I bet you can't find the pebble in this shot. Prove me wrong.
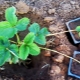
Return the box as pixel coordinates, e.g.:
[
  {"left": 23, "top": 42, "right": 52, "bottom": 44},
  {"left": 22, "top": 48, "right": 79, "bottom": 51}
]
[
  {"left": 70, "top": 1, "right": 76, "bottom": 5},
  {"left": 44, "top": 50, "right": 51, "bottom": 57},
  {"left": 62, "top": 3, "right": 72, "bottom": 9},
  {"left": 75, "top": 5, "right": 80, "bottom": 9},
  {"left": 49, "top": 25, "right": 57, "bottom": 32},
  {"left": 55, "top": 45, "right": 71, "bottom": 55},
  {"left": 59, "top": 64, "right": 67, "bottom": 75},
  {"left": 50, "top": 65, "right": 61, "bottom": 75},
  {"left": 52, "top": 55, "right": 64, "bottom": 63},
  {"left": 61, "top": 3, "right": 72, "bottom": 12},
  {"left": 44, "top": 17, "right": 54, "bottom": 22},
  {"left": 48, "top": 9, "right": 55, "bottom": 14},
  {"left": 16, "top": 1, "right": 30, "bottom": 14}
]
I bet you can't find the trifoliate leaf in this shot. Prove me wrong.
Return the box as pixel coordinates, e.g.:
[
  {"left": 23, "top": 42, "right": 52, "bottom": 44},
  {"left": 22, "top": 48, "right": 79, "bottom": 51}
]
[
  {"left": 0, "top": 39, "right": 18, "bottom": 66},
  {"left": 39, "top": 27, "right": 50, "bottom": 36},
  {"left": 5, "top": 6, "right": 18, "bottom": 26},
  {"left": 28, "top": 23, "right": 40, "bottom": 33},
  {"left": 29, "top": 43, "right": 40, "bottom": 56},
  {"left": 16, "top": 18, "right": 30, "bottom": 31},
  {"left": 35, "top": 34, "right": 46, "bottom": 45},
  {"left": 19, "top": 44, "right": 29, "bottom": 60},
  {"left": 75, "top": 26, "right": 80, "bottom": 32},
  {"left": 24, "top": 32, "right": 35, "bottom": 44},
  {"left": 0, "top": 21, "right": 17, "bottom": 38}
]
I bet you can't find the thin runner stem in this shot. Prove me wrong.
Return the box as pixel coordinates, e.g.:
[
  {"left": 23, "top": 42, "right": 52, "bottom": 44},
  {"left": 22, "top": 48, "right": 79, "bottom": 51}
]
[
  {"left": 40, "top": 47, "right": 80, "bottom": 64},
  {"left": 16, "top": 34, "right": 21, "bottom": 44},
  {"left": 47, "top": 30, "right": 76, "bottom": 36}
]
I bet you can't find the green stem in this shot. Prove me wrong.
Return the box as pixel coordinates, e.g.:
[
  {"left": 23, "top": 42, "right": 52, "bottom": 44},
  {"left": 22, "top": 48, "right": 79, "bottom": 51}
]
[
  {"left": 47, "top": 30, "right": 76, "bottom": 36},
  {"left": 40, "top": 47, "right": 80, "bottom": 64},
  {"left": 6, "top": 48, "right": 19, "bottom": 58},
  {"left": 16, "top": 34, "right": 21, "bottom": 44},
  {"left": 9, "top": 40, "right": 17, "bottom": 44}
]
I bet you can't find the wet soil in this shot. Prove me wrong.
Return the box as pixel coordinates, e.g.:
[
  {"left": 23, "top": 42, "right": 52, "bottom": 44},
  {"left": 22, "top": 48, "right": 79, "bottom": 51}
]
[
  {"left": 0, "top": 63, "right": 50, "bottom": 80},
  {"left": 71, "top": 54, "right": 80, "bottom": 76}
]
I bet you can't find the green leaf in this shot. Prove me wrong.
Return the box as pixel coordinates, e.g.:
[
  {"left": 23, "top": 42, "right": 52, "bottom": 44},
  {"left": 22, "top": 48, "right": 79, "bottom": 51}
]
[
  {"left": 9, "top": 44, "right": 19, "bottom": 57},
  {"left": 28, "top": 23, "right": 40, "bottom": 33},
  {"left": 0, "top": 21, "right": 12, "bottom": 28},
  {"left": 0, "top": 39, "right": 19, "bottom": 66},
  {"left": 16, "top": 18, "right": 30, "bottom": 31},
  {"left": 10, "top": 44, "right": 19, "bottom": 64},
  {"left": 39, "top": 27, "right": 50, "bottom": 36},
  {"left": 0, "top": 37, "right": 10, "bottom": 47},
  {"left": 19, "top": 44, "right": 29, "bottom": 60},
  {"left": 0, "top": 21, "right": 17, "bottom": 38},
  {"left": 5, "top": 6, "right": 17, "bottom": 26},
  {"left": 24, "top": 32, "right": 35, "bottom": 44},
  {"left": 6, "top": 44, "right": 19, "bottom": 64},
  {"left": 0, "top": 46, "right": 10, "bottom": 66},
  {"left": 10, "top": 44, "right": 18, "bottom": 53},
  {"left": 35, "top": 34, "right": 46, "bottom": 45},
  {"left": 75, "top": 26, "right": 80, "bottom": 32},
  {"left": 29, "top": 43, "right": 40, "bottom": 56}
]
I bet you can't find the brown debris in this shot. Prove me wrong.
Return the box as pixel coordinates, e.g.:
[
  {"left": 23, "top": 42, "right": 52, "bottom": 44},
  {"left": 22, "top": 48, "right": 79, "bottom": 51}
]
[
  {"left": 44, "top": 17, "right": 54, "bottom": 22},
  {"left": 52, "top": 55, "right": 64, "bottom": 63},
  {"left": 15, "top": 1, "right": 30, "bottom": 14},
  {"left": 48, "top": 8, "right": 56, "bottom": 14}
]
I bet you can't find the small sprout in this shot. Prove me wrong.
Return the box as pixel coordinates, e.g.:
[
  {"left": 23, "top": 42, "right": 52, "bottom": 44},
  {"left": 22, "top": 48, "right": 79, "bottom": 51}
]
[
  {"left": 75, "top": 26, "right": 80, "bottom": 32},
  {"left": 75, "top": 26, "right": 80, "bottom": 37}
]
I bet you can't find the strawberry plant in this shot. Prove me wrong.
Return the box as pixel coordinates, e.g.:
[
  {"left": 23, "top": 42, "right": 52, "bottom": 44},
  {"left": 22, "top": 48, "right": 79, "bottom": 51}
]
[{"left": 0, "top": 6, "right": 50, "bottom": 66}]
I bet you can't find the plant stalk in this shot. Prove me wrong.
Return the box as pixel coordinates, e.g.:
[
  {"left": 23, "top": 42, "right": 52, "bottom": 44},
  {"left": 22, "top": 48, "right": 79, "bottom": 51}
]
[
  {"left": 40, "top": 47, "right": 80, "bottom": 64},
  {"left": 16, "top": 34, "right": 21, "bottom": 44},
  {"left": 9, "top": 40, "right": 17, "bottom": 44},
  {"left": 6, "top": 48, "right": 19, "bottom": 58},
  {"left": 47, "top": 30, "right": 76, "bottom": 36}
]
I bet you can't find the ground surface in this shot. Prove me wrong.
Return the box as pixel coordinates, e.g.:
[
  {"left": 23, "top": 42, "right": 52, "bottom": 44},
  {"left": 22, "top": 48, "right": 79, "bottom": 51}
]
[{"left": 0, "top": 0, "right": 80, "bottom": 80}]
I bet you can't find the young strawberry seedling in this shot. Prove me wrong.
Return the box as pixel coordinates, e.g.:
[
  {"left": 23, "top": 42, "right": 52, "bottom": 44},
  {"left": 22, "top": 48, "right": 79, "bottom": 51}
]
[
  {"left": 0, "top": 6, "right": 50, "bottom": 66},
  {"left": 0, "top": 6, "right": 80, "bottom": 68},
  {"left": 75, "top": 26, "right": 80, "bottom": 36}
]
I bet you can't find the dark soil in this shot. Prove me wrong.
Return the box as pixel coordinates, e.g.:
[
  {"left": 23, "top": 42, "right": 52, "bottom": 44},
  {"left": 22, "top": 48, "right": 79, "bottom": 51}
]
[
  {"left": 0, "top": 63, "right": 50, "bottom": 80},
  {"left": 68, "top": 19, "right": 80, "bottom": 41},
  {"left": 71, "top": 54, "right": 80, "bottom": 76}
]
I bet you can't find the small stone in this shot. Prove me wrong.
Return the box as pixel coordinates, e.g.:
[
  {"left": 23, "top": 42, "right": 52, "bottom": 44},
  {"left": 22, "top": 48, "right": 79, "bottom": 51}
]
[
  {"left": 54, "top": 38, "right": 60, "bottom": 46},
  {"left": 48, "top": 9, "right": 55, "bottom": 14},
  {"left": 61, "top": 3, "right": 72, "bottom": 12},
  {"left": 44, "top": 17, "right": 54, "bottom": 22},
  {"left": 75, "top": 5, "right": 80, "bottom": 9},
  {"left": 50, "top": 65, "right": 61, "bottom": 75},
  {"left": 52, "top": 55, "right": 64, "bottom": 63},
  {"left": 62, "top": 3, "right": 72, "bottom": 9},
  {"left": 44, "top": 50, "right": 51, "bottom": 57},
  {"left": 16, "top": 1, "right": 30, "bottom": 14},
  {"left": 59, "top": 64, "right": 67, "bottom": 75},
  {"left": 55, "top": 45, "right": 71, "bottom": 55},
  {"left": 70, "top": 1, "right": 76, "bottom": 5},
  {"left": 49, "top": 25, "right": 57, "bottom": 32}
]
